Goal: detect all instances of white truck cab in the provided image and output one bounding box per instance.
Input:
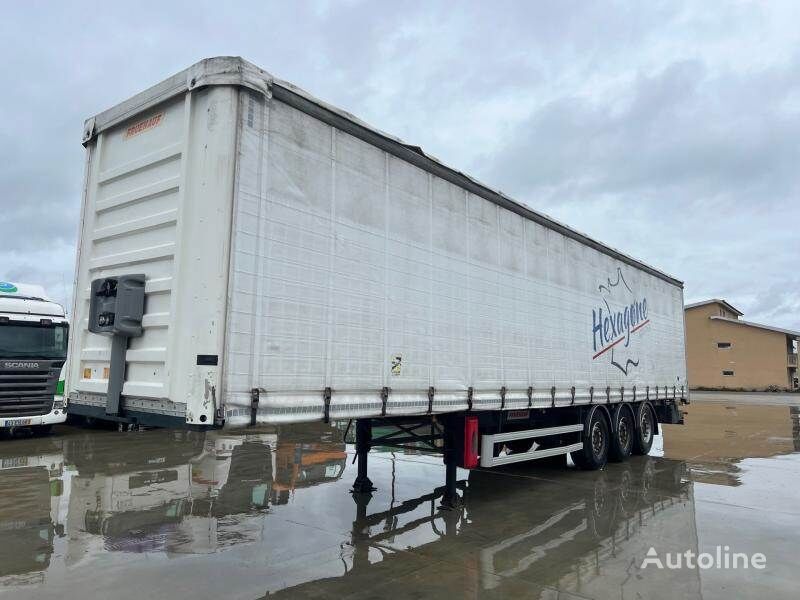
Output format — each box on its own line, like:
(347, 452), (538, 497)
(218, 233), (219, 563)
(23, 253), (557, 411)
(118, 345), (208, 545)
(0, 281), (68, 433)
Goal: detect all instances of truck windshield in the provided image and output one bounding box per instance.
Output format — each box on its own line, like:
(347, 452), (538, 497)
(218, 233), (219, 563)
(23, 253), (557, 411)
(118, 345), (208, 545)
(0, 322), (68, 360)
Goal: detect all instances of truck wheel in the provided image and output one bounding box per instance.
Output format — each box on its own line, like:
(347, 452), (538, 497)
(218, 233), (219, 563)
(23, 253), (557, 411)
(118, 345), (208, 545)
(632, 402), (655, 455)
(609, 404), (634, 462)
(571, 407), (609, 470)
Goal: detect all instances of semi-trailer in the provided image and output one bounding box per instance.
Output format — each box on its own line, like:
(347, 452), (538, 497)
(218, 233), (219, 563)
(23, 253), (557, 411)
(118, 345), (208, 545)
(66, 57), (686, 504)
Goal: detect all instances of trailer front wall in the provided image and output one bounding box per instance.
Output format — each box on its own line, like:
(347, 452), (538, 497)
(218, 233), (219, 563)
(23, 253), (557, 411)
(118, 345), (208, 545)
(223, 92), (686, 425)
(68, 86), (239, 425)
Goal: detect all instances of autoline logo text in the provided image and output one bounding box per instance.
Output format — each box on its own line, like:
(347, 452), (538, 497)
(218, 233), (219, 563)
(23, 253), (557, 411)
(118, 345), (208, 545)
(641, 546), (766, 570)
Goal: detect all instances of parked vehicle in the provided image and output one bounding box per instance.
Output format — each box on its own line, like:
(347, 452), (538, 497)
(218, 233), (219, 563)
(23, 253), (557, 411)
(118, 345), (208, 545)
(0, 440), (66, 585)
(0, 282), (68, 434)
(66, 57), (686, 502)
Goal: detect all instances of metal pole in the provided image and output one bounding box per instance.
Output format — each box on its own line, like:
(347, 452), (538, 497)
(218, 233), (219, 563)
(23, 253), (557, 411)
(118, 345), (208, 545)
(105, 335), (127, 416)
(441, 417), (462, 509)
(350, 491), (371, 571)
(352, 418), (375, 494)
(442, 500), (460, 537)
(442, 458), (458, 508)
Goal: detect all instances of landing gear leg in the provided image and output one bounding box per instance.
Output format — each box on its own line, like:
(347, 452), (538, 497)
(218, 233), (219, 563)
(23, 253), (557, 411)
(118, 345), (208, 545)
(350, 490), (371, 569)
(352, 418), (376, 494)
(440, 418), (463, 510)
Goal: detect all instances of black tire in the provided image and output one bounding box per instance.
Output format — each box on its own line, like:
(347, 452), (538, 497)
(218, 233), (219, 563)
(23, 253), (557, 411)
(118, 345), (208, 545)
(616, 466), (638, 516)
(632, 402), (655, 456)
(571, 407), (610, 470)
(609, 404), (635, 462)
(588, 474), (613, 537)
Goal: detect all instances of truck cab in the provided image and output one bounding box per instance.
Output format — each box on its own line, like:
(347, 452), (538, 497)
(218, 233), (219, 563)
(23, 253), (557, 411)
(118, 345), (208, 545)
(0, 282), (68, 434)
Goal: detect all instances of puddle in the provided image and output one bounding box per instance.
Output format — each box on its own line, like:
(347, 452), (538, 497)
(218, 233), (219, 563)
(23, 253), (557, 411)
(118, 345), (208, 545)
(0, 399), (796, 599)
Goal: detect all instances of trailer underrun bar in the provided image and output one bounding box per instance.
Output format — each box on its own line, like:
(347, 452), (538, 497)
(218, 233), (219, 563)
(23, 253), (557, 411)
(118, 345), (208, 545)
(479, 424), (585, 468)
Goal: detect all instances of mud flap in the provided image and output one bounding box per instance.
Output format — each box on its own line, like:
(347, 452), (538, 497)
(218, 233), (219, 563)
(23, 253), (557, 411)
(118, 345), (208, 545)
(654, 401), (684, 425)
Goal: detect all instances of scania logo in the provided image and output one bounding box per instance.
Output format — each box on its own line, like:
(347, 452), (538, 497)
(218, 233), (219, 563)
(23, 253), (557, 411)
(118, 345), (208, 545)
(3, 361), (40, 369)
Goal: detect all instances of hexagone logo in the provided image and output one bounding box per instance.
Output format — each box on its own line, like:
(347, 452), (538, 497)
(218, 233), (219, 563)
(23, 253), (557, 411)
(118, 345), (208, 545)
(591, 268), (650, 375)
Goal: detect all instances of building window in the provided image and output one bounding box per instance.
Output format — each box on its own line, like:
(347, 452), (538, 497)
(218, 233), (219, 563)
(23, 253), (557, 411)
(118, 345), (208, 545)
(722, 370), (735, 376)
(717, 342), (732, 349)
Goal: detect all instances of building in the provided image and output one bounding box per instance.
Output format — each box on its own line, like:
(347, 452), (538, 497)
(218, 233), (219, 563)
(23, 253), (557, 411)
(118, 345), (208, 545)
(684, 299), (799, 391)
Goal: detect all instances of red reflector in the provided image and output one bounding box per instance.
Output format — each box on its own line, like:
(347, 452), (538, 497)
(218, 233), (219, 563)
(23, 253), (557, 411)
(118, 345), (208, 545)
(463, 416), (479, 469)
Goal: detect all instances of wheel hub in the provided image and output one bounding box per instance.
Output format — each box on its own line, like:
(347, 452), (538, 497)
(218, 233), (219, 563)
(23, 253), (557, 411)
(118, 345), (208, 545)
(619, 416), (631, 449)
(591, 422), (605, 456)
(640, 410), (652, 442)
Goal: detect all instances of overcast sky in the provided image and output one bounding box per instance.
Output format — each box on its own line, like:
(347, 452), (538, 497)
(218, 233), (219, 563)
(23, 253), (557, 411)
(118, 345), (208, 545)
(1, 1), (798, 329)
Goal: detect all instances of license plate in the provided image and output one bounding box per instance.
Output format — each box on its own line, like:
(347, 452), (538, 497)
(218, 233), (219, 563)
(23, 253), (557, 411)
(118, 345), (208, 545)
(506, 410), (530, 421)
(4, 418), (32, 427)
(1, 457), (28, 468)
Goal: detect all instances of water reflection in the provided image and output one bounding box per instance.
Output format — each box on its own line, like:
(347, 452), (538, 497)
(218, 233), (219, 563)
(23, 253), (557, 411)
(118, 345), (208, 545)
(793, 406), (800, 452)
(66, 427), (347, 556)
(0, 400), (797, 599)
(0, 438), (64, 586)
(324, 456), (699, 600)
(0, 425), (347, 588)
(662, 402), (800, 486)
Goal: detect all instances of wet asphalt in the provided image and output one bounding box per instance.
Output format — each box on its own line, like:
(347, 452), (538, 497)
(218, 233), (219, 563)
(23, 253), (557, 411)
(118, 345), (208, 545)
(0, 395), (797, 599)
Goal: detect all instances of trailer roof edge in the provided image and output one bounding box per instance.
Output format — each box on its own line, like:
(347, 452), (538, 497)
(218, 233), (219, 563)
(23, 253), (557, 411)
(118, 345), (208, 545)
(82, 56), (684, 289)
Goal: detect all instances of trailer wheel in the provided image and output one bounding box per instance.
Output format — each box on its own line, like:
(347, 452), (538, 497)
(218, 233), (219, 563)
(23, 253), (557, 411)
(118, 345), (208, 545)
(632, 402), (655, 455)
(571, 407), (609, 470)
(609, 404), (634, 462)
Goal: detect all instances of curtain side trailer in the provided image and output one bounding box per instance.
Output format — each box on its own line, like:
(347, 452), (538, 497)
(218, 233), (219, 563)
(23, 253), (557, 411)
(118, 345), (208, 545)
(67, 57), (686, 503)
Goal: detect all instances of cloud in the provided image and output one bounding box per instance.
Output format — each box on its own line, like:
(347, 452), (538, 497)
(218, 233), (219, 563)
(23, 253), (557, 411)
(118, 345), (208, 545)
(479, 51), (800, 328)
(0, 1), (797, 329)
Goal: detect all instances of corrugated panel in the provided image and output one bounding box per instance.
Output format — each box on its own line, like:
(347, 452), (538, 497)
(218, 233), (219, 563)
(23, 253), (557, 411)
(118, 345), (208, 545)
(71, 97), (184, 401)
(224, 96), (687, 424)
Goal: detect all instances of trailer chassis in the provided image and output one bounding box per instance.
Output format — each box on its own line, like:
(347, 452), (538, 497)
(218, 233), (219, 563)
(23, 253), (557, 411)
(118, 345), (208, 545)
(349, 397), (683, 509)
(350, 416), (463, 508)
